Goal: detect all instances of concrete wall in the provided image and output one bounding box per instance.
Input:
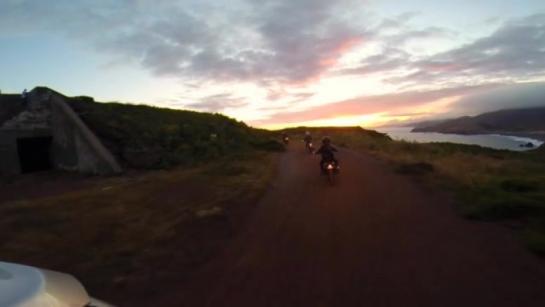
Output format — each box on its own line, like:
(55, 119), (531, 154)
(0, 87), (122, 175)
(0, 130), (20, 175)
(0, 94), (25, 125)
(48, 90), (122, 174)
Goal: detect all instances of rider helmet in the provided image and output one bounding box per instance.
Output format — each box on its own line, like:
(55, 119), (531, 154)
(322, 136), (331, 144)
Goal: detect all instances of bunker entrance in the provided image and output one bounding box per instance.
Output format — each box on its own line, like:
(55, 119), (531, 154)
(17, 136), (53, 173)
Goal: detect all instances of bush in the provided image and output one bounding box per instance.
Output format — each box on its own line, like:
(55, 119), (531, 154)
(500, 179), (540, 193)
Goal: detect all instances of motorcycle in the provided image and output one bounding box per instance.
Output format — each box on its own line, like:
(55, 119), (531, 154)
(283, 136), (289, 144)
(322, 159), (340, 185)
(305, 141), (314, 153)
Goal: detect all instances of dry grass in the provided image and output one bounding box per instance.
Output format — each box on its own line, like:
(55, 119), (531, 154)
(0, 152), (278, 304)
(368, 142), (545, 254)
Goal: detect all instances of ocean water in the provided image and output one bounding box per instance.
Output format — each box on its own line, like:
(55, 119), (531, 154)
(376, 127), (544, 151)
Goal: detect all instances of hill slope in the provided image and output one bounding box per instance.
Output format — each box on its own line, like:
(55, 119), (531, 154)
(67, 97), (283, 169)
(412, 107), (545, 137)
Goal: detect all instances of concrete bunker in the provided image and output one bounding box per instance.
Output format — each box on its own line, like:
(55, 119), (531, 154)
(0, 87), (121, 175)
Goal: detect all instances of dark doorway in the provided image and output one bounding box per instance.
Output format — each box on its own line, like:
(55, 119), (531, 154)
(17, 136), (53, 173)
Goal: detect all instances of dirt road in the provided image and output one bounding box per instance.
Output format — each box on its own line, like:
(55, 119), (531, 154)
(162, 144), (545, 307)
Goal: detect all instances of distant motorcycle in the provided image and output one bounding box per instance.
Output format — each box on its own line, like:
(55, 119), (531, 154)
(322, 159), (340, 185)
(283, 136), (290, 144)
(305, 141), (314, 153)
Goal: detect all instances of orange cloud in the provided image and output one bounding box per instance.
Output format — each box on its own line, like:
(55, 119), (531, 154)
(250, 83), (503, 128)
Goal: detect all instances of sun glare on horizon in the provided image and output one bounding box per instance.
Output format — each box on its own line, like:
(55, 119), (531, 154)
(258, 113), (394, 130)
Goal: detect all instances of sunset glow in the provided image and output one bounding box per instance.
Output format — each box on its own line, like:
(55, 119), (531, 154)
(1, 0), (544, 129)
(262, 113), (389, 130)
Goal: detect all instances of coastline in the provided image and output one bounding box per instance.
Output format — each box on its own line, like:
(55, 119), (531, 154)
(406, 126), (545, 142)
(500, 132), (545, 142)
(377, 127), (545, 151)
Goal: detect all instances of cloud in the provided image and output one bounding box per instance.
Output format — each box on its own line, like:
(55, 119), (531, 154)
(337, 13), (545, 91)
(2, 1), (544, 124)
(253, 81), (545, 126)
(339, 47), (410, 75)
(249, 0), (368, 82)
(335, 14), (456, 78)
(251, 83), (503, 126)
(391, 14), (545, 85)
(4, 2), (542, 90)
(452, 82), (545, 115)
(375, 12), (420, 31)
(0, 0), (369, 85)
(182, 93), (248, 112)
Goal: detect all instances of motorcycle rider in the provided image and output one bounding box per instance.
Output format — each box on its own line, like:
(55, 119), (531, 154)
(315, 136), (338, 173)
(304, 131), (313, 151)
(281, 131), (289, 144)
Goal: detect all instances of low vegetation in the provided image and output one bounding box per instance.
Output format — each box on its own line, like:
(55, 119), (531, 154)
(286, 126), (545, 255)
(68, 97), (283, 169)
(0, 152), (278, 304)
(0, 99), (284, 304)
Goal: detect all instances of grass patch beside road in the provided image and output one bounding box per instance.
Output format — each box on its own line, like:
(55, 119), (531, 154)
(0, 152), (278, 305)
(286, 126), (545, 255)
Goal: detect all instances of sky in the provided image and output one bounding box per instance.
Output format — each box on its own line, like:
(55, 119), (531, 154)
(1, 0), (545, 128)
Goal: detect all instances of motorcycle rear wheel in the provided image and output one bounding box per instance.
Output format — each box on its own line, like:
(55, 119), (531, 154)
(327, 169), (334, 185)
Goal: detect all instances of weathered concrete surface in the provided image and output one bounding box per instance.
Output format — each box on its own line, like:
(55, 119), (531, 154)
(2, 90), (51, 130)
(47, 89), (122, 174)
(0, 87), (122, 175)
(0, 94), (25, 126)
(0, 130), (21, 174)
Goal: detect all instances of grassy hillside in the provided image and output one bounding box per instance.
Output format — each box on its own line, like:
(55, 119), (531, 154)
(413, 106), (545, 135)
(67, 97), (283, 169)
(0, 95), (285, 304)
(288, 126), (545, 255)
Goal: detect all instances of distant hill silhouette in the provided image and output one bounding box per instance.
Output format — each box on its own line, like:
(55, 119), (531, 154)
(412, 107), (545, 140)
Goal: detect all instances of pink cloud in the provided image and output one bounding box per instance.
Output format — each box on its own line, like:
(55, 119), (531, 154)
(319, 38), (364, 67)
(250, 83), (503, 127)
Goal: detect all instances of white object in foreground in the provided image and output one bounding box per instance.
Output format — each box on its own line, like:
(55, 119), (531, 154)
(0, 261), (113, 307)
